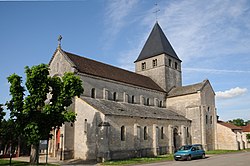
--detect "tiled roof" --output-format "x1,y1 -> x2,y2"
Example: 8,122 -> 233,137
63,51 -> 164,92
135,22 -> 181,62
168,80 -> 207,97
218,120 -> 242,130
241,124 -> 250,132
81,96 -> 189,121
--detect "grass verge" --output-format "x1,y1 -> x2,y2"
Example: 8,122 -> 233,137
102,155 -> 174,165
0,159 -> 58,166
102,149 -> 250,165
206,148 -> 250,155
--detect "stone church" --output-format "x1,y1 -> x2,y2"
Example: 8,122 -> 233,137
48,22 -> 217,161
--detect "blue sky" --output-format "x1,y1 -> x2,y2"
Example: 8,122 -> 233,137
0,0 -> 250,121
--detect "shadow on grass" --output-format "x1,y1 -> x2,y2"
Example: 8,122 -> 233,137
0,160 -> 58,166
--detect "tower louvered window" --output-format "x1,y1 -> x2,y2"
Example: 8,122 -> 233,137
142,62 -> 146,70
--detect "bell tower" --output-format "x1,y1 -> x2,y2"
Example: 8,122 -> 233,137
135,22 -> 182,92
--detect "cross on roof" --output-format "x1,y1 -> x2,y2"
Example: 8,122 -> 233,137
58,35 -> 62,48
153,3 -> 160,21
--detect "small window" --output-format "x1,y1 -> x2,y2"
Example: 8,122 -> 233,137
56,63 -> 59,72
121,126 -> 126,141
91,88 -> 96,98
84,119 -> 87,133
144,126 -> 148,140
175,62 -> 178,69
153,59 -> 157,67
186,127 -> 189,137
113,92 -> 117,101
168,59 -> 172,67
161,127 -> 164,139
131,95 -> 135,104
142,62 -> 146,70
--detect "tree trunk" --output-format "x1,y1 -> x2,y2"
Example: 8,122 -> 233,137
4,144 -> 7,155
30,144 -> 39,164
17,136 -> 21,157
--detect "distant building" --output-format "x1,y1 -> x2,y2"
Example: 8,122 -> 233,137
241,124 -> 250,148
48,22 -> 217,161
217,120 -> 248,150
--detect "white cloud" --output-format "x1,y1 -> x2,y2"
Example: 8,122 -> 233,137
148,0 -> 250,63
216,87 -> 248,99
103,0 -> 139,49
183,67 -> 250,74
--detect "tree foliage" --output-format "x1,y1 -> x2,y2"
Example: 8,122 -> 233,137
6,64 -> 83,163
227,118 -> 249,126
247,134 -> 250,141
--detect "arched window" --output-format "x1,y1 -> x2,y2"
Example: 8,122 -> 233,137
161,127 -> 164,139
146,98 -> 150,106
131,95 -> 135,104
168,59 -> 172,67
113,92 -> 117,101
159,101 -> 162,107
121,126 -> 125,141
175,62 -> 178,69
91,88 -> 95,98
84,119 -> 87,133
144,126 -> 148,140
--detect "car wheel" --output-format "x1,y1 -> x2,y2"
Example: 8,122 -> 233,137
174,158 -> 179,161
187,155 -> 191,161
201,154 -> 205,159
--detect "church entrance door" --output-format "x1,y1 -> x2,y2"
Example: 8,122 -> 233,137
173,128 -> 179,152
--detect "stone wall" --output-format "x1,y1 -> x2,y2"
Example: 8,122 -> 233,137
73,98 -> 191,161
217,124 -> 239,150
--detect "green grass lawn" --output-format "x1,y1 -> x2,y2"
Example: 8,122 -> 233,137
206,148 -> 250,155
102,155 -> 174,165
0,159 -> 58,166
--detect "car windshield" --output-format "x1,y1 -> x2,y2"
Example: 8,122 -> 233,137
179,145 -> 192,150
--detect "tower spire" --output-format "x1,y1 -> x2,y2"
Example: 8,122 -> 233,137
58,35 -> 62,48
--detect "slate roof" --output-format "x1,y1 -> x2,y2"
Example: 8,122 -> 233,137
218,120 -> 242,130
135,22 -> 181,62
168,80 -> 207,97
81,96 -> 189,121
241,124 -> 250,132
62,51 -> 164,92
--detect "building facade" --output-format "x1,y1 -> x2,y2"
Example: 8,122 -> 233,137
48,22 -> 217,161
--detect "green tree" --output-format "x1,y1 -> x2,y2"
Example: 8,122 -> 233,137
0,104 -> 6,153
228,118 -> 245,126
0,104 -> 5,123
247,134 -> 250,143
6,64 -> 83,164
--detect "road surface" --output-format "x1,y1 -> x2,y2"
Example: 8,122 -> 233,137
134,152 -> 250,166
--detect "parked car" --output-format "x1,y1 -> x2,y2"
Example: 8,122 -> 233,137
174,144 -> 205,161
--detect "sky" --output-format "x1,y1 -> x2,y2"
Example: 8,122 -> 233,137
0,0 -> 250,121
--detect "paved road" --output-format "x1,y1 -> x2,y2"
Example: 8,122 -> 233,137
136,152 -> 250,166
